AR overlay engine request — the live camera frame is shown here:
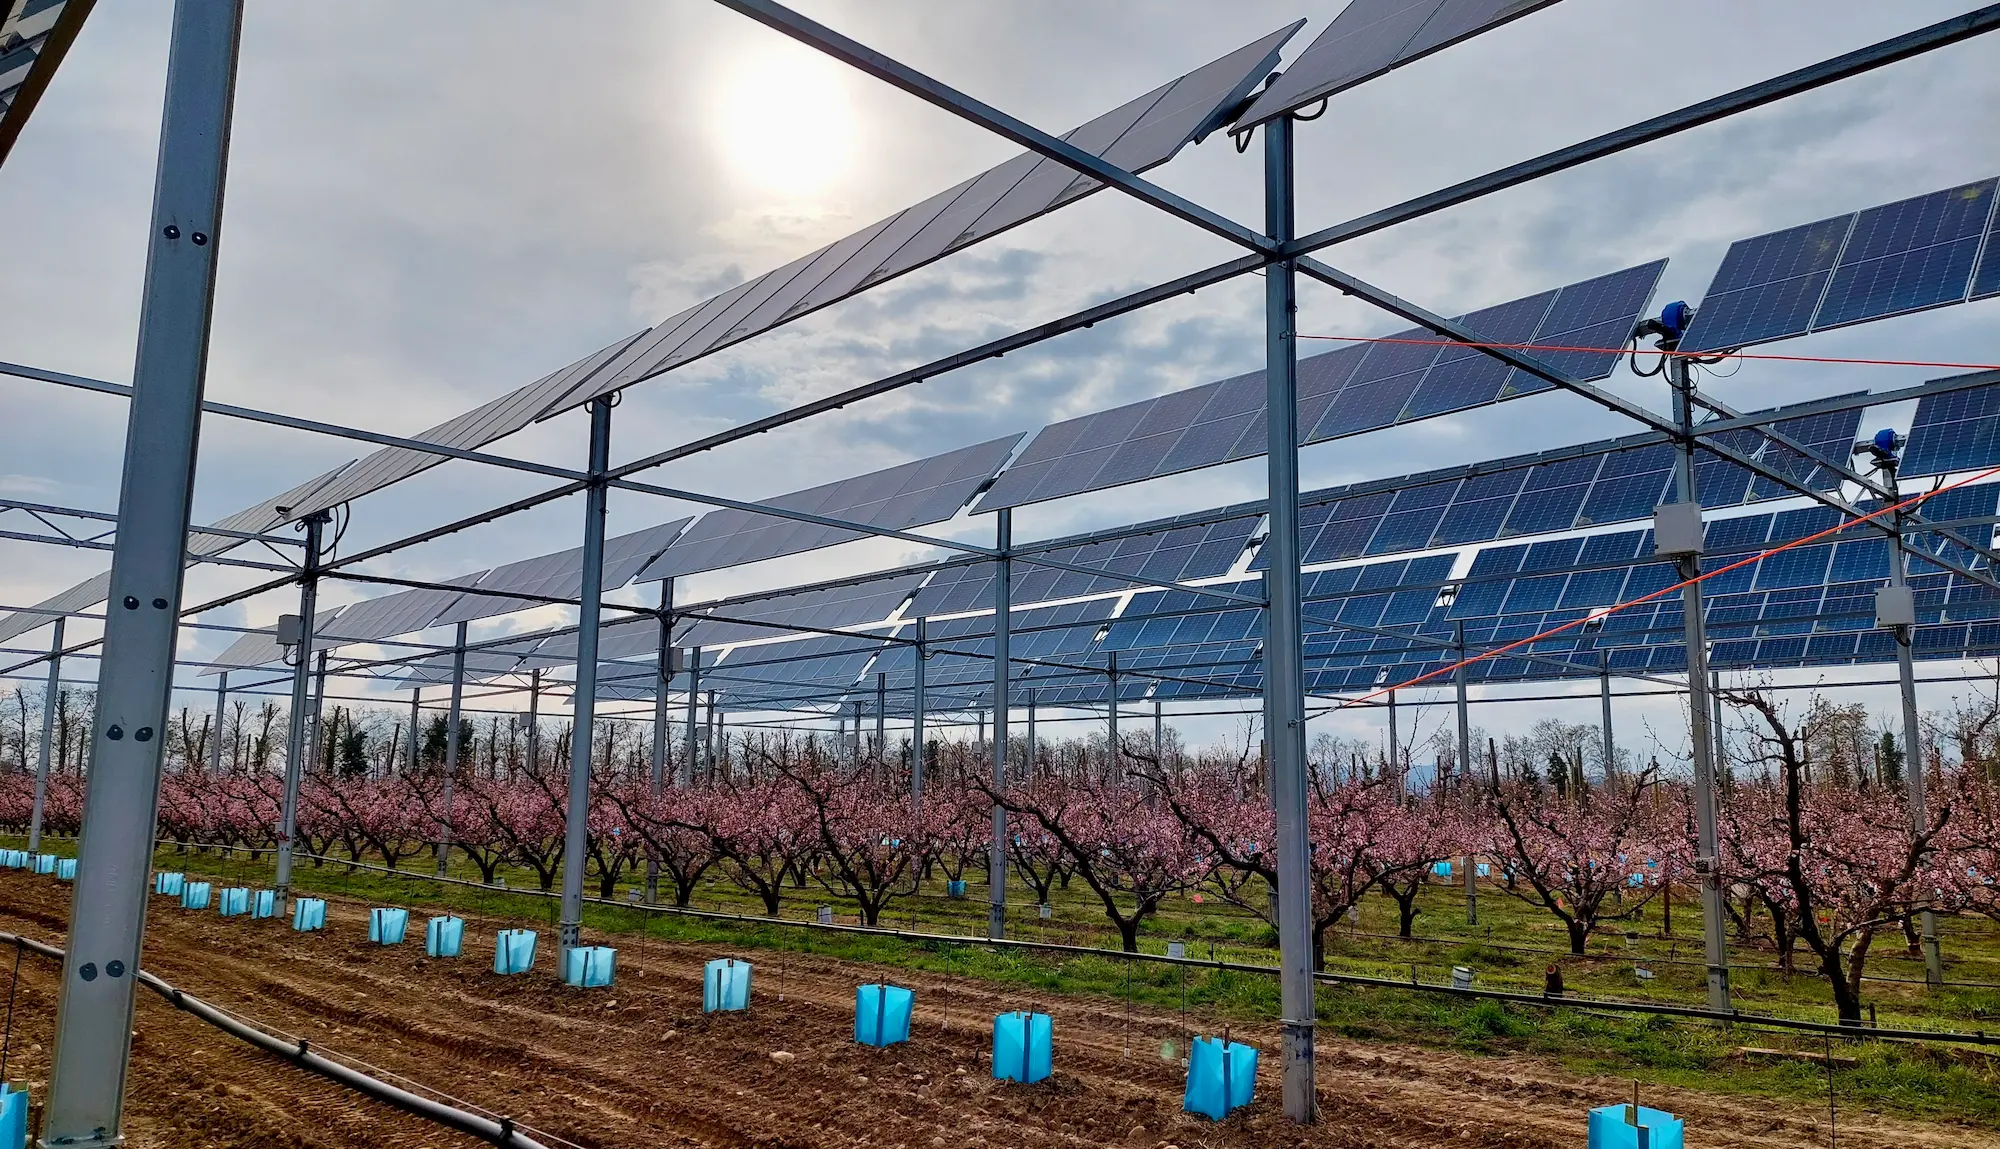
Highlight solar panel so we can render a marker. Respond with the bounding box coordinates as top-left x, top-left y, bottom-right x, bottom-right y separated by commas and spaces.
539, 26, 1300, 415
319, 582, 475, 646
977, 262, 1665, 511
1901, 380, 2000, 477
1235, 0, 1562, 130
638, 435, 1020, 580
0, 0, 91, 169
1684, 179, 2000, 352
